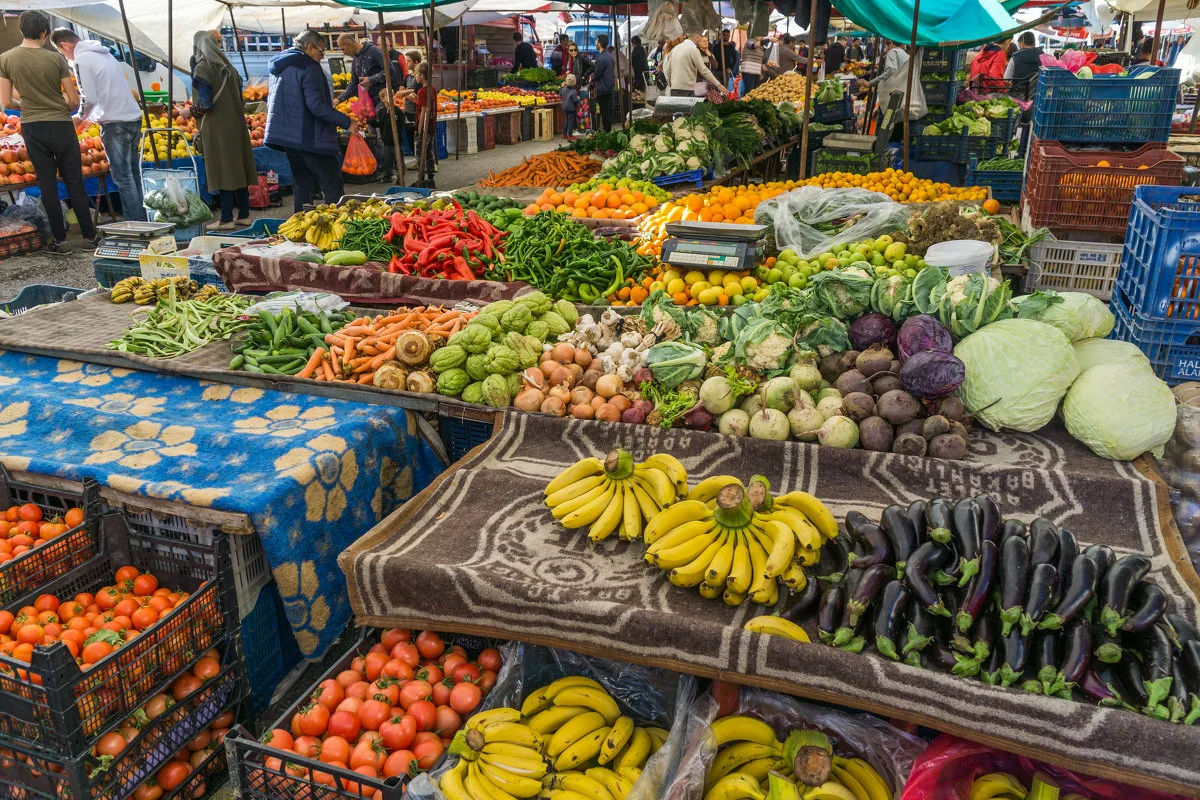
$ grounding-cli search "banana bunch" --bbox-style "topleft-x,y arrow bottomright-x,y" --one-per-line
545,450 -> 687,543
704,716 -> 786,799
110,276 -> 145,304
111,276 -> 214,305
968,771 -> 1081,800
442,708 -> 550,800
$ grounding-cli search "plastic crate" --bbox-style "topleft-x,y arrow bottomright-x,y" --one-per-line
0,228 -> 43,257
495,109 -> 523,145
921,49 -> 965,74
1117,185 -> 1200,319
652,168 -> 713,189
966,155 -> 1023,202
522,107 -> 535,141
0,284 -> 81,315
240,581 -> 303,714
0,510 -> 237,757
1110,287 -> 1200,384
446,116 -> 480,155
436,121 -> 449,160
1025,234 -> 1124,299
1023,139 -> 1184,234
0,466 -> 102,607
914,128 -> 1007,164
440,414 -> 494,462
165,739 -> 230,800
188,258 -> 228,290
1033,66 -> 1180,145
481,113 -> 496,150
921,79 -> 961,108
813,148 -> 890,176
0,662 -> 244,800
228,218 -> 284,238
813,95 -> 853,124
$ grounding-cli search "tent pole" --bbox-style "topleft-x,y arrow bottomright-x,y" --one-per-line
116,0 -> 157,168
585,11 -> 590,131
379,12 -> 405,187
456,13 -> 464,161
421,0 -> 436,186
226,4 -> 250,81
167,0 -> 173,159
903,0 -> 921,173
626,3 -> 632,128
1151,0 -> 1166,63
281,8 -> 287,47
798,0 -> 818,179
611,14 -> 621,130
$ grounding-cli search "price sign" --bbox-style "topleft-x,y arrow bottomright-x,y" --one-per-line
139,253 -> 190,281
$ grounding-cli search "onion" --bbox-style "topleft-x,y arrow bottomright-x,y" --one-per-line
548,366 -> 575,388
580,370 -> 601,391
522,367 -> 545,389
539,360 -> 561,380
548,385 -> 571,403
608,394 -> 631,413
570,403 -> 595,419
621,407 -> 646,424
595,403 -> 622,422
566,363 -> 585,382
574,349 -> 593,368
551,343 -> 576,363
590,395 -> 606,409
514,387 -> 544,411
570,386 -> 594,406
595,374 -> 623,398
540,396 -> 566,416
633,399 -> 654,416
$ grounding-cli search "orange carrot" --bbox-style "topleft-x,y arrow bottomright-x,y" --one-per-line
298,348 -> 326,379
357,373 -> 375,384
319,357 -> 335,382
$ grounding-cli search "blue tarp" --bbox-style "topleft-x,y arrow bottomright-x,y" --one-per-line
832,0 -> 1024,47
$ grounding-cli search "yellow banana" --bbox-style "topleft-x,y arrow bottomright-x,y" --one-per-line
802,782 -> 858,800
760,506 -> 823,552
705,534 -> 738,588
620,482 -> 642,541
547,711 -> 608,758
775,491 -> 838,541
633,465 -> 675,504
547,791 -> 594,800
526,704 -> 591,735
640,453 -> 688,496
466,762 -> 518,800
670,532 -> 728,587
551,772 -> 617,800
479,752 -> 549,779
555,726 -> 611,770
703,772 -> 766,800
587,486 -> 625,542
586,768 -> 629,799
712,715 -> 780,748
546,457 -> 604,495
480,741 -> 545,760
643,726 -> 669,753
600,715 -> 635,765
968,773 -> 1028,800
687,475 -> 743,505
840,757 -> 893,800
829,759 -> 871,800
546,474 -> 610,508
706,741 -> 784,788
723,587 -> 748,607
478,761 -> 546,798
743,615 -> 811,642
745,529 -> 774,605
561,483 -> 618,529
759,519 -> 797,577
629,479 -> 663,525
470,708 -> 523,729
726,533 -> 753,595
644,500 -> 711,544
481,722 -> 545,750
646,518 -> 718,555
440,761 -> 472,800
652,530 -> 721,570
614,726 -> 652,770
699,581 -> 724,600
552,481 -> 612,520
554,686 -> 621,724
780,562 -> 808,591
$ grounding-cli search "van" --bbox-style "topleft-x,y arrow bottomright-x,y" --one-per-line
561,18 -> 621,60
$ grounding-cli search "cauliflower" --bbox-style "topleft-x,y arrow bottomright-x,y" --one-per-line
629,134 -> 646,152
654,137 -> 671,153
946,274 -> 1001,305
692,314 -> 720,346
686,156 -> 703,170
744,331 -> 794,372
709,341 -> 733,364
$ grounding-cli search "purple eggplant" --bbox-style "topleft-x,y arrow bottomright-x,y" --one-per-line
1140,623 -> 1175,715
972,613 -> 997,662
1166,613 -> 1198,649
956,539 -> 997,633
779,578 -> 821,623
1082,543 -> 1114,576
880,504 -> 918,578
975,494 -> 1002,545
1053,528 -> 1077,605
815,535 -> 854,585
1079,666 -> 1124,708
1124,582 -> 1167,633
847,523 -> 893,571
1061,618 -> 1091,686
1117,653 -> 1149,709
904,541 -> 953,617
952,497 -> 983,586
1040,554 -> 1097,631
1099,555 -> 1151,637
1093,626 -> 1124,665
1029,518 -> 1060,567
907,499 -> 929,544
981,638 -> 1005,685
844,510 -> 872,540
818,585 -> 845,645
1168,659 -> 1192,723
902,604 -> 939,656
1031,630 -> 1063,696
873,580 -> 911,660
999,518 -> 1027,546
925,498 -> 953,545
998,534 -> 1030,637
1181,639 -> 1200,725
998,629 -> 1028,688
1019,563 -> 1058,637
846,563 -> 892,628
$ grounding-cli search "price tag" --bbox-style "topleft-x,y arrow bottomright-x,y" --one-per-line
139,253 -> 189,281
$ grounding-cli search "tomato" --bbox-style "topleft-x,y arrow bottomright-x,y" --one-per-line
16,624 -> 43,644
381,659 -> 414,682
440,652 -> 467,674
336,696 -> 363,715
295,703 -> 330,737
382,749 -> 417,779
0,610 -> 12,635
16,504 -> 42,523
327,709 -> 361,741
479,670 -> 498,693
292,735 -> 321,759
144,694 -> 172,720
380,628 -> 410,651
711,680 -> 740,718
133,574 -> 158,597
264,728 -> 293,751
335,669 -> 362,688
133,782 -> 164,800
319,735 -> 351,765
364,651 -> 389,682
156,761 -> 191,792
131,606 -> 159,631
346,680 -> 373,702
114,565 -> 139,583
172,674 -> 202,702
416,664 -> 443,684
357,698 -> 391,732
210,727 -> 229,747
3,506 -> 17,522
413,737 -> 444,769
186,730 -> 211,751
450,662 -> 481,684
389,641 -> 420,668
477,648 -> 503,672
431,680 -> 451,707
408,700 -> 436,732
192,657 -> 221,682
351,656 -> 367,674
370,678 -> 399,706
82,640 -> 113,664
190,748 -> 209,769
415,631 -> 445,660
314,678 -> 345,711
379,714 -> 416,752
433,705 -> 462,736
350,735 -> 386,771
449,682 -> 483,715
94,731 -> 127,758
398,680 -> 432,709
95,587 -> 122,611
64,507 -> 84,527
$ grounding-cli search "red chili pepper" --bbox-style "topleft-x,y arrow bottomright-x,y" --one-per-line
403,232 -> 425,254
451,256 -> 474,280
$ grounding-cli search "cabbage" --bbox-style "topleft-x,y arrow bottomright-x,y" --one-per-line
1062,363 -> 1176,460
1072,338 -> 1151,374
645,341 -> 706,388
954,318 -> 1080,432
1013,291 -> 1114,342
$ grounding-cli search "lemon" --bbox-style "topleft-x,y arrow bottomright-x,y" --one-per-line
741,276 -> 759,292
689,280 -> 711,294
662,269 -> 681,284
696,286 -> 722,305
683,270 -> 705,285
724,283 -> 744,297
665,278 -> 685,295
707,269 -> 726,285
753,288 -> 770,302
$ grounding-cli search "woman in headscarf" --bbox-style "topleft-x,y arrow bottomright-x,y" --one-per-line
191,30 -> 257,230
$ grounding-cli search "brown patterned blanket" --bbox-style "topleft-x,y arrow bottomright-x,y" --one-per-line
341,413 -> 1200,797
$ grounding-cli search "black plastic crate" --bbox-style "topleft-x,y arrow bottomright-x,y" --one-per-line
921,79 -> 961,107
813,95 -> 853,124
439,413 -> 495,462
0,662 -> 244,800
0,511 -> 238,758
921,48 -> 965,74
164,741 -> 230,800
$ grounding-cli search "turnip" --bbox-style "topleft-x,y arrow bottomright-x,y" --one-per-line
789,362 -> 824,392
748,407 -> 790,440
816,395 -> 844,420
817,415 -> 860,448
841,392 -> 875,421
791,389 -> 816,410
699,376 -> 738,414
836,369 -> 872,396
762,377 -> 798,411
788,405 -> 825,441
859,417 -> 894,452
815,388 -> 842,404
742,394 -> 765,417
718,408 -> 751,436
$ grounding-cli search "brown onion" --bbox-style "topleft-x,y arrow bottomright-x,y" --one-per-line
580,370 -> 601,391
590,395 -> 606,409
548,366 -> 575,388
551,343 -> 576,364
595,403 -> 622,422
539,360 -> 561,380
574,349 -> 593,368
514,387 -> 545,412
569,386 -> 594,406
608,394 -> 631,413
595,374 -> 623,398
548,384 -> 571,402
540,349 -> 555,363
540,396 -> 567,416
522,367 -> 545,389
566,362 -> 585,382
570,403 -> 595,419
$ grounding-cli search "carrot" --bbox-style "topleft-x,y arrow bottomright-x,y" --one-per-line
339,326 -> 376,338
344,337 -> 358,361
357,373 -> 375,384
319,357 -> 335,382
329,346 -> 343,376
429,310 -> 460,324
368,347 -> 396,369
298,348 -> 326,379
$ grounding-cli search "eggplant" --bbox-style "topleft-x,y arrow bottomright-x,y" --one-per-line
1061,618 -> 1091,686
1040,554 -> 1097,631
1168,659 -> 1192,723
814,535 -> 854,585
903,603 -> 939,656
1093,626 -> 1124,665
956,539 -> 997,633
873,580 -> 911,660
1182,639 -> 1200,725
998,629 -> 1028,688
880,505 -> 918,577
1166,613 -> 1198,648
846,523 -> 892,571
1019,563 -> 1058,637
998,534 -> 1030,637
846,563 -> 891,628
845,558 -> 865,597
1031,630 -> 1063,696
817,586 -> 845,645
951,497 -> 983,587
999,518 -> 1027,546
1079,666 -> 1123,707
981,639 -> 1005,685
779,578 -> 821,623
972,613 -> 997,663
1117,653 -> 1149,708
906,499 -> 928,544
925,498 -> 953,545
1029,518 -> 1060,567
844,510 -> 872,540
1124,582 -> 1167,633
975,493 -> 1002,545
1099,554 -> 1151,636
1141,623 -> 1175,714
1053,528 -> 1077,605
1082,543 -> 1114,576
904,541 -> 953,618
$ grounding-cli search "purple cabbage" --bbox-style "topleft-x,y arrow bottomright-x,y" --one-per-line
848,312 -> 897,350
897,315 -> 954,362
899,350 -> 965,399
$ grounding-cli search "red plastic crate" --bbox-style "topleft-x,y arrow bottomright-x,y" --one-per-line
481,113 -> 496,150
1023,138 -> 1184,234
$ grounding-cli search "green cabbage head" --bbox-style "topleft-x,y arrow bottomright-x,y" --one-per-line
1013,291 -> 1115,342
1062,363 -> 1176,460
1072,338 -> 1151,374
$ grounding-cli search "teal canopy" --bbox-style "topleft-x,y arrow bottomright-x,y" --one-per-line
832,0 -> 1026,48
332,0 -> 460,10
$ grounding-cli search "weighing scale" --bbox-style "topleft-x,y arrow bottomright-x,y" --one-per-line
660,221 -> 767,271
650,95 -> 706,123
93,221 -> 177,261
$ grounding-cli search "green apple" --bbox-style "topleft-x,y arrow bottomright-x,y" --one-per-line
874,234 -> 894,249
789,273 -> 807,289
904,268 -> 917,278
779,248 -> 798,264
731,293 -> 748,305
884,242 -> 907,261
871,253 -> 886,266
767,268 -> 782,283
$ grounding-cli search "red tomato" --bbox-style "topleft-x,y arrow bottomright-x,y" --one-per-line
380,628 -> 411,651
370,678 -> 399,706
327,709 -> 361,741
156,762 -> 191,792
295,703 -> 330,737
314,678 -> 345,711
132,574 -> 158,597
477,648 -> 503,672
382,659 -> 414,682
415,631 -> 445,660
413,737 -> 444,769
382,749 -> 417,779
431,680 -> 451,707
134,782 -> 164,800
335,669 -> 362,688
379,714 -> 416,752
357,698 -> 391,732
416,664 -> 443,684
440,653 -> 468,676
336,696 -> 363,715
364,651 -> 389,682
172,675 -> 202,702
711,680 -> 740,717
350,735 -> 386,771
433,705 -> 462,736
398,680 -> 432,709
390,641 -> 420,668
350,656 -> 367,674
292,735 -> 321,758
451,662 -> 481,684
16,504 -> 42,523
479,670 -> 498,693
346,681 -> 373,702
407,699 -> 436,732
319,735 -> 352,765
449,682 -> 483,715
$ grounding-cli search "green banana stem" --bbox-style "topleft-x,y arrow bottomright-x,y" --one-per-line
1029,773 -> 1061,800
604,449 -> 635,481
713,483 -> 754,529
748,475 -> 773,512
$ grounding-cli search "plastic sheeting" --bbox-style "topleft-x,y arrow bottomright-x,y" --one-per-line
831,0 -> 1022,48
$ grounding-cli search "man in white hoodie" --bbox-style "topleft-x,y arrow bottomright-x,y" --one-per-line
52,28 -> 145,221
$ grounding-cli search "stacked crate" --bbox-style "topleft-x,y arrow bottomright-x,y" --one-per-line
1022,66 -> 1183,301
918,48 -> 965,122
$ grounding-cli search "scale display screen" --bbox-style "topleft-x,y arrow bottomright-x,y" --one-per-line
661,237 -> 757,269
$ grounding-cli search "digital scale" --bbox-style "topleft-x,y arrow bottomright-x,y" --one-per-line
660,221 -> 767,271
93,221 -> 177,261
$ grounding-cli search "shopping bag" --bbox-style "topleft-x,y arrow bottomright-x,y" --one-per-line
342,131 -> 377,176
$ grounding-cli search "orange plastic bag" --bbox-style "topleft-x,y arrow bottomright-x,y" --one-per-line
342,132 -> 377,176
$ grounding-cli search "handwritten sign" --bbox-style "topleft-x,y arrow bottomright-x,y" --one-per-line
139,253 -> 190,281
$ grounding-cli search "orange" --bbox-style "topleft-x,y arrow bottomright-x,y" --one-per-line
606,193 -> 623,209
571,207 -> 588,218
548,192 -> 564,206
562,191 -> 578,206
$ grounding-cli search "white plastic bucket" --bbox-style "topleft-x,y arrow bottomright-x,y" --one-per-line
924,240 -> 994,276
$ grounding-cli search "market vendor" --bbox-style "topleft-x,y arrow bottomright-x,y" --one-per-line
336,33 -> 398,105
864,40 -> 926,121
513,31 -> 539,72
1003,32 -> 1043,100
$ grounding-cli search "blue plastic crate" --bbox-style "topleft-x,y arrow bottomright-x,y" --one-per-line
1116,185 -> 1200,320
0,284 -> 80,315
228,218 -> 284,238
240,581 -> 303,715
1033,66 -> 1179,145
188,258 -> 228,291
921,49 -> 965,75
920,79 -> 961,108
966,155 -> 1022,202
652,168 -> 713,189
1110,287 -> 1200,384
94,257 -> 140,288
813,95 -> 853,124
915,128 -> 1006,165
386,186 -> 435,197
436,120 -> 449,160
440,414 -> 494,462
